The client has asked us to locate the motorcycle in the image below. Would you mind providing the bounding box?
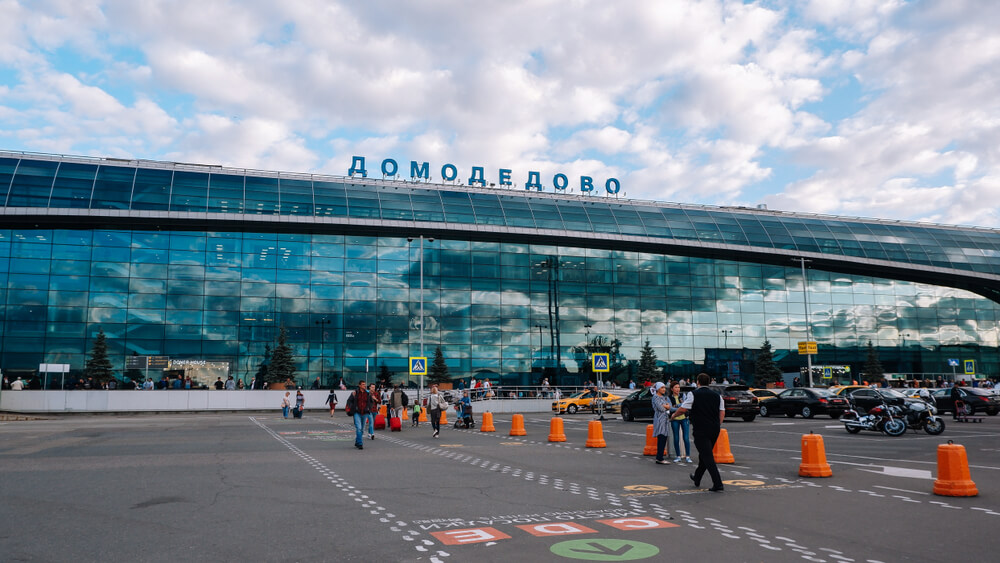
[900,398,945,435]
[841,395,907,436]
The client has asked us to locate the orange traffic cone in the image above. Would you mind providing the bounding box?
[799,432,833,477]
[510,414,527,436]
[712,428,735,463]
[481,412,496,432]
[643,424,657,456]
[402,407,409,421]
[418,408,428,422]
[585,420,606,448]
[378,404,387,417]
[439,408,448,425]
[934,441,978,496]
[549,417,566,442]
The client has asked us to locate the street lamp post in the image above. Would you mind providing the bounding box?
[409,236,433,402]
[795,258,814,386]
[315,318,330,385]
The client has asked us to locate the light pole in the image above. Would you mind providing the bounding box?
[795,257,814,386]
[720,329,733,379]
[315,318,330,385]
[409,236,433,402]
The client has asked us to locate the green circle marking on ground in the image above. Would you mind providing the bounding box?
[551,539,659,561]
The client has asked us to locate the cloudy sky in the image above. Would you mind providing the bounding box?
[1,0,999,227]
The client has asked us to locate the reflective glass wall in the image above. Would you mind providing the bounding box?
[1,228,997,386]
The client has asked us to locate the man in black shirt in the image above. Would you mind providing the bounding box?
[671,372,725,491]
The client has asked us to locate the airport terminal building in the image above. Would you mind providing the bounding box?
[2,150,999,388]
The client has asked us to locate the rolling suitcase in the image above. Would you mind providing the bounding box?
[390,416,402,432]
[374,414,386,430]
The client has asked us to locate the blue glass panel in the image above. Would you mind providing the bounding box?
[346,185,380,219]
[0,157,18,203]
[131,168,172,210]
[245,175,279,215]
[279,177,313,216]
[91,165,136,209]
[378,191,413,221]
[208,173,244,214]
[170,171,208,212]
[6,159,57,207]
[313,181,348,217]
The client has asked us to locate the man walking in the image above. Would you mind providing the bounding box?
[346,381,373,449]
[671,373,725,491]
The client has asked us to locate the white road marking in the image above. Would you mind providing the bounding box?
[872,485,931,495]
[858,466,933,480]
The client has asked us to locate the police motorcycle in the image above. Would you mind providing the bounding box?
[900,393,945,435]
[841,392,907,436]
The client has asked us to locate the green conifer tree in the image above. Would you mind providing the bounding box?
[753,340,783,385]
[84,327,114,384]
[862,340,884,383]
[428,346,450,384]
[266,326,297,385]
[637,340,659,383]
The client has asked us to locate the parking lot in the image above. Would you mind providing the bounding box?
[2,408,998,562]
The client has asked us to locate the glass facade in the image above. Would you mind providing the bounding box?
[1,152,998,386]
[1,228,997,386]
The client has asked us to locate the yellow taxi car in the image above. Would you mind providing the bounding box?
[749,388,779,402]
[552,389,624,414]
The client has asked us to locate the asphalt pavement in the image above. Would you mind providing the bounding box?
[1,408,997,562]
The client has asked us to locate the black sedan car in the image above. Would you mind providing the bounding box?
[931,387,1000,415]
[619,385,695,421]
[619,387,654,421]
[759,388,849,419]
[710,384,759,422]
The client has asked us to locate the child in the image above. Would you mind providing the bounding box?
[411,402,421,427]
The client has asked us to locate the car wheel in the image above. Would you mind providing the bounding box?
[567,404,578,414]
[801,406,814,418]
[759,405,769,417]
[987,408,998,416]
[621,405,633,421]
[829,411,843,419]
[742,414,756,422]
[785,411,796,418]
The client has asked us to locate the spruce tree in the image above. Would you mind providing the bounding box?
[267,326,297,386]
[84,327,114,384]
[753,339,783,385]
[862,340,884,383]
[637,340,659,383]
[429,346,450,384]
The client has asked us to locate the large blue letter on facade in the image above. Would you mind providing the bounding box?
[381,159,398,176]
[525,171,543,191]
[580,176,594,193]
[349,156,368,177]
[553,173,569,191]
[605,178,621,195]
[468,166,486,187]
[410,161,430,180]
[441,164,458,182]
[498,169,512,186]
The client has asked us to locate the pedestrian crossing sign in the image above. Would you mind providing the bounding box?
[592,353,610,373]
[409,357,428,376]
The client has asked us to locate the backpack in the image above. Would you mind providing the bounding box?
[402,391,409,407]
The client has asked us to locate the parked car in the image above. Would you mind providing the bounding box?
[749,388,779,402]
[710,384,759,422]
[931,387,1000,415]
[759,388,848,418]
[846,388,922,413]
[618,385,697,421]
[828,385,868,398]
[552,389,623,414]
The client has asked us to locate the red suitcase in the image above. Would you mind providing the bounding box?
[389,416,402,432]
[374,414,386,430]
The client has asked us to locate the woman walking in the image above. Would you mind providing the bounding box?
[428,384,447,438]
[651,382,671,464]
[668,381,692,463]
[325,389,338,416]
